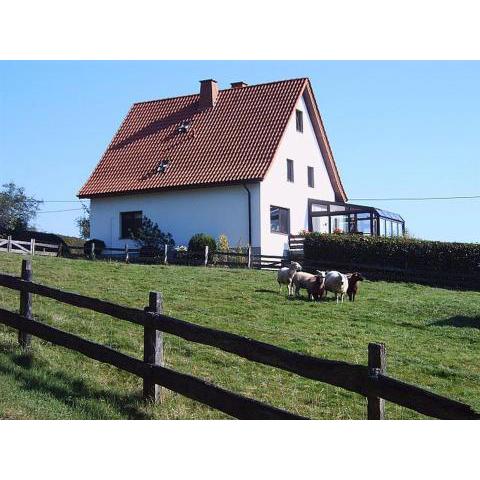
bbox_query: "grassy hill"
[0,252,479,419]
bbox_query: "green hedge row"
[303,233,480,274]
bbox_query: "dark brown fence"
[0,259,478,420]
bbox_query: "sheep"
[277,261,302,296]
[324,270,349,303]
[346,272,364,302]
[292,271,326,301]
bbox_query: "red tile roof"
[78,78,347,200]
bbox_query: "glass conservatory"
[308,199,405,237]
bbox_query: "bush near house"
[217,234,229,252]
[188,233,217,255]
[304,233,480,275]
[131,216,175,258]
[84,239,106,257]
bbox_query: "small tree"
[131,216,175,255]
[76,204,90,239]
[217,233,229,252]
[0,182,42,236]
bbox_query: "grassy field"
[0,252,479,419]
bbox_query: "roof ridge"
[132,77,308,106]
[219,77,308,92]
[133,92,199,105]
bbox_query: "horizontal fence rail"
[0,307,302,420]
[0,260,478,420]
[63,242,285,271]
[0,236,60,257]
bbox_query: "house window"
[295,109,303,132]
[287,159,294,183]
[307,166,315,188]
[270,206,290,234]
[120,211,143,239]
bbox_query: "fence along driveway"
[0,259,478,420]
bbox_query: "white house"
[79,77,404,255]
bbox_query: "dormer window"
[177,120,191,134]
[296,109,303,132]
[157,160,169,173]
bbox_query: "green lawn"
[0,252,479,419]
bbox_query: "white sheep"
[324,270,349,303]
[277,261,302,296]
[292,271,326,301]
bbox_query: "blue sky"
[0,61,479,242]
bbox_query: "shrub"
[303,233,480,274]
[188,233,217,254]
[217,234,229,252]
[130,216,175,256]
[83,239,105,257]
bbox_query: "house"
[78,77,404,255]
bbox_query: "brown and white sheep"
[292,271,326,301]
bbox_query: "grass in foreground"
[0,252,479,419]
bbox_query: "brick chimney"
[199,79,219,109]
[231,81,248,89]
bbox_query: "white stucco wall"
[90,183,260,249]
[259,94,336,254]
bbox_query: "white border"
[0,0,479,59]
[0,0,478,476]
[0,421,477,478]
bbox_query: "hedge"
[303,233,480,274]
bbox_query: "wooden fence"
[0,259,478,419]
[0,236,60,257]
[0,237,287,271]
[98,244,287,270]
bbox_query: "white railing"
[0,236,60,257]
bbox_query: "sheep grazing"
[277,261,302,296]
[347,272,364,302]
[324,271,349,303]
[292,271,326,301]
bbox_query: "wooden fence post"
[90,241,95,260]
[18,259,33,349]
[7,235,11,253]
[125,244,129,263]
[367,342,386,419]
[143,291,164,403]
[204,245,209,267]
[247,246,252,269]
[57,244,63,257]
[30,238,35,256]
[164,244,168,265]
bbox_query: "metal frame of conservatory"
[307,199,405,237]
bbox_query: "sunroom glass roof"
[374,208,404,222]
